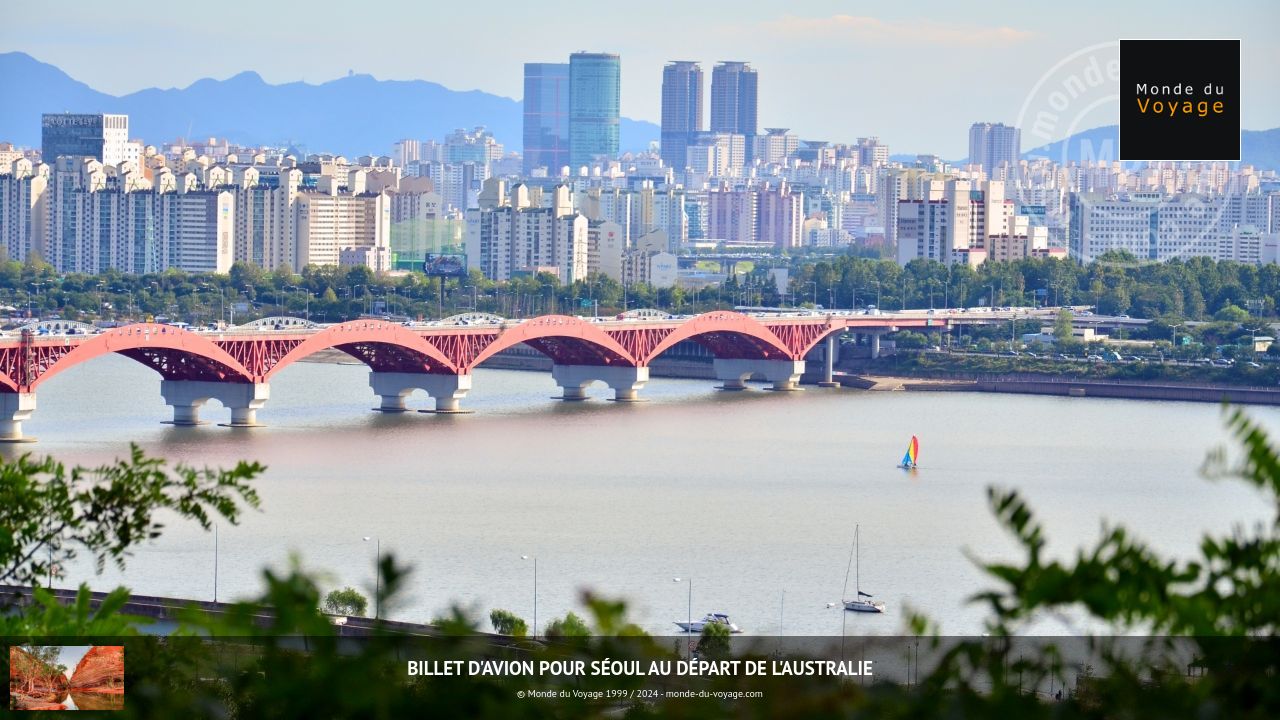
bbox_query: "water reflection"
[12,355,1276,636]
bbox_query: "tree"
[697,620,731,658]
[0,445,263,589]
[488,609,528,637]
[1213,303,1249,323]
[321,587,368,617]
[544,611,590,638]
[1053,308,1074,342]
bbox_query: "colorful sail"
[901,435,919,467]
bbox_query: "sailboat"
[899,435,919,469]
[842,524,885,614]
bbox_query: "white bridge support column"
[714,358,806,392]
[369,372,473,413]
[551,364,649,402]
[160,380,270,427]
[870,332,883,359]
[818,335,840,387]
[0,392,37,442]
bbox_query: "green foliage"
[0,444,263,589]
[696,621,731,658]
[488,608,528,637]
[544,611,590,638]
[1214,303,1250,323]
[321,587,368,617]
[1053,308,1074,341]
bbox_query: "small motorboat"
[674,613,743,633]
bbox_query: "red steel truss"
[0,313,939,392]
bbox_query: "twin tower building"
[522,55,758,177]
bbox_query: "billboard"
[423,253,467,278]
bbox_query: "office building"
[660,61,703,172]
[1069,191,1271,263]
[41,113,130,165]
[568,52,621,169]
[523,63,571,175]
[710,62,758,164]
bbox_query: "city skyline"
[3,1,1278,158]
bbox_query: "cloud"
[755,14,1034,48]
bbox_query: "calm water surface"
[9,354,1274,636]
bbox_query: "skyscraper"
[710,62,758,164]
[523,63,570,175]
[41,113,130,165]
[568,52,621,169]
[660,61,703,172]
[968,123,1021,175]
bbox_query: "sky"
[3,0,1278,157]
[56,646,91,678]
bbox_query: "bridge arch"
[237,316,320,331]
[467,315,637,370]
[638,311,793,364]
[19,323,254,392]
[261,319,461,379]
[441,312,505,326]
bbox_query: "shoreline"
[298,349,1280,406]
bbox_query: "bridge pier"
[551,364,649,401]
[818,335,839,387]
[0,392,37,442]
[714,358,805,391]
[870,332,882,359]
[160,380,270,427]
[369,372,472,413]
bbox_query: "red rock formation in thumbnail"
[68,645,125,694]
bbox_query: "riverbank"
[298,347,1280,405]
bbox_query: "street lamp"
[363,536,381,619]
[521,555,538,639]
[673,577,692,658]
[213,523,219,603]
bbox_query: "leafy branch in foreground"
[0,444,264,589]
[973,405,1279,636]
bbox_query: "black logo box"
[1119,39,1240,161]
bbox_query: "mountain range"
[1022,125,1280,171]
[0,52,659,156]
[2,52,1276,170]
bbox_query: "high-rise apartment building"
[968,122,1021,175]
[710,62,758,165]
[465,180,587,283]
[660,61,703,172]
[0,159,50,263]
[294,188,391,271]
[41,113,130,166]
[568,52,621,169]
[523,63,571,175]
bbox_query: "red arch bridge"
[0,308,983,441]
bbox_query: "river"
[6,354,1274,637]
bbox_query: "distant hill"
[0,52,659,156]
[1023,124,1280,171]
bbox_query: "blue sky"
[3,0,1276,156]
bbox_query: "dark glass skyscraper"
[523,63,570,175]
[710,62,758,163]
[660,61,703,172]
[568,52,621,169]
